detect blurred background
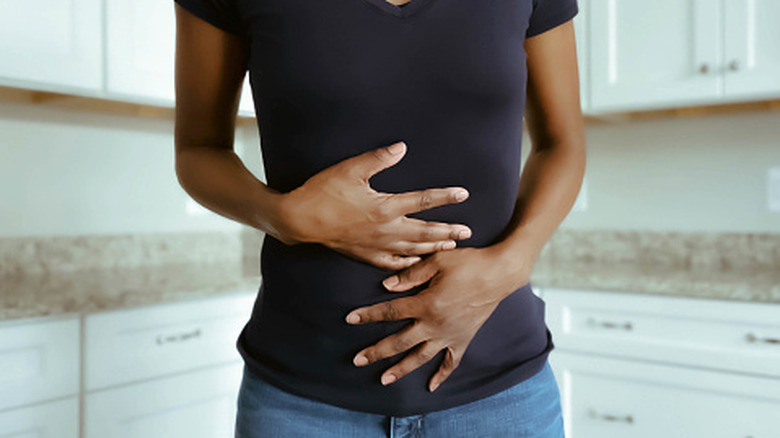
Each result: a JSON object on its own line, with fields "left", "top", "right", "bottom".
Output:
{"left": 0, "top": 0, "right": 778, "bottom": 437}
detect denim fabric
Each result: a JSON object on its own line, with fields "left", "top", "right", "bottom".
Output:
{"left": 234, "top": 361, "right": 565, "bottom": 438}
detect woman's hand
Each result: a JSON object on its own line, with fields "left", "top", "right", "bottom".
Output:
{"left": 276, "top": 141, "right": 473, "bottom": 270}
{"left": 344, "top": 245, "right": 533, "bottom": 391}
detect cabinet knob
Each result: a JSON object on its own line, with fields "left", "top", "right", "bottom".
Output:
{"left": 698, "top": 63, "right": 710, "bottom": 74}
{"left": 587, "top": 409, "right": 634, "bottom": 424}
{"left": 745, "top": 333, "right": 780, "bottom": 344}
{"left": 728, "top": 60, "right": 740, "bottom": 71}
{"left": 586, "top": 318, "right": 633, "bottom": 331}
{"left": 155, "top": 328, "right": 202, "bottom": 346}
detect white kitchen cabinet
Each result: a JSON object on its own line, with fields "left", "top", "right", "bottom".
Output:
{"left": 0, "top": 0, "right": 102, "bottom": 94}
{"left": 106, "top": 0, "right": 177, "bottom": 106}
{"left": 572, "top": 0, "right": 589, "bottom": 112}
{"left": 85, "top": 362, "right": 243, "bottom": 438}
{"left": 723, "top": 0, "right": 780, "bottom": 100}
{"left": 588, "top": 0, "right": 721, "bottom": 112}
{"left": 0, "top": 316, "right": 80, "bottom": 412}
{"left": 84, "top": 290, "right": 255, "bottom": 391}
{"left": 545, "top": 288, "right": 780, "bottom": 438}
{"left": 108, "top": 0, "right": 256, "bottom": 117}
{"left": 550, "top": 351, "right": 780, "bottom": 438}
{"left": 0, "top": 398, "right": 79, "bottom": 438}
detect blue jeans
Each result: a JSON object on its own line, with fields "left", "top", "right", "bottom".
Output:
{"left": 234, "top": 361, "right": 565, "bottom": 438}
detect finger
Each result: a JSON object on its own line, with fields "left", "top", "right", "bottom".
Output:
{"left": 371, "top": 253, "right": 421, "bottom": 271}
{"left": 385, "top": 240, "right": 458, "bottom": 257}
{"left": 428, "top": 347, "right": 463, "bottom": 392}
{"left": 339, "top": 141, "right": 407, "bottom": 181}
{"left": 381, "top": 341, "right": 444, "bottom": 386}
{"left": 386, "top": 187, "right": 469, "bottom": 216}
{"left": 382, "top": 258, "right": 439, "bottom": 292}
{"left": 352, "top": 323, "right": 425, "bottom": 367}
{"left": 401, "top": 218, "right": 472, "bottom": 242}
{"left": 345, "top": 296, "right": 417, "bottom": 325}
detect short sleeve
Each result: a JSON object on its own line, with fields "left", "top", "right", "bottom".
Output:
{"left": 525, "top": 0, "right": 579, "bottom": 39}
{"left": 174, "top": 0, "right": 246, "bottom": 37}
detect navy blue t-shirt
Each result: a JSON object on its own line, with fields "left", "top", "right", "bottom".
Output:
{"left": 174, "top": 0, "right": 578, "bottom": 416}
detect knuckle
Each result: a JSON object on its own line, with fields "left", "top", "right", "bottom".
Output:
{"left": 383, "top": 304, "right": 400, "bottom": 321}
{"left": 418, "top": 191, "right": 434, "bottom": 210}
{"left": 419, "top": 225, "right": 434, "bottom": 241}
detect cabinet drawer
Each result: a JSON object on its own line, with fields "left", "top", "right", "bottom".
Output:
{"left": 0, "top": 397, "right": 79, "bottom": 438}
{"left": 85, "top": 362, "right": 243, "bottom": 438}
{"left": 545, "top": 288, "right": 780, "bottom": 378}
{"left": 550, "top": 351, "right": 780, "bottom": 438}
{"left": 85, "top": 291, "right": 256, "bottom": 390}
{"left": 0, "top": 316, "right": 80, "bottom": 411}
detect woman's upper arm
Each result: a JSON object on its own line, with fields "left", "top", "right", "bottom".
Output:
{"left": 524, "top": 17, "right": 585, "bottom": 151}
{"left": 174, "top": 2, "right": 249, "bottom": 153}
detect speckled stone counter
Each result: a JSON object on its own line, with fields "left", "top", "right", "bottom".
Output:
{"left": 529, "top": 261, "right": 780, "bottom": 304}
{"left": 0, "top": 261, "right": 262, "bottom": 321}
{"left": 2, "top": 229, "right": 779, "bottom": 322}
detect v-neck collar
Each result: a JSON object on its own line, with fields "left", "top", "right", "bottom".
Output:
{"left": 359, "top": 0, "right": 433, "bottom": 19}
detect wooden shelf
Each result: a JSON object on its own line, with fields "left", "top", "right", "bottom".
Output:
{"left": 0, "top": 85, "right": 257, "bottom": 127}
{"left": 2, "top": 85, "right": 778, "bottom": 128}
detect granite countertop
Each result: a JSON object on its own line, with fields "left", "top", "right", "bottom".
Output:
{"left": 529, "top": 261, "right": 780, "bottom": 304}
{"left": 2, "top": 258, "right": 779, "bottom": 322}
{"left": 0, "top": 261, "right": 262, "bottom": 321}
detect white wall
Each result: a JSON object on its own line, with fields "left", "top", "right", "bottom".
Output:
{"left": 524, "top": 110, "right": 780, "bottom": 233}
{"left": 0, "top": 101, "right": 249, "bottom": 238}
{"left": 1, "top": 100, "right": 778, "bottom": 238}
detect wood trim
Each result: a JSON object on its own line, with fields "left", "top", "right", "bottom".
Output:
{"left": 2, "top": 85, "right": 779, "bottom": 127}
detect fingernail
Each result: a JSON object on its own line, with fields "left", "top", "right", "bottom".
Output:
{"left": 458, "top": 228, "right": 471, "bottom": 239}
{"left": 353, "top": 354, "right": 369, "bottom": 366}
{"left": 429, "top": 380, "right": 439, "bottom": 392}
{"left": 381, "top": 374, "right": 397, "bottom": 385}
{"left": 442, "top": 241, "right": 456, "bottom": 250}
{"left": 383, "top": 276, "right": 400, "bottom": 289}
{"left": 388, "top": 142, "right": 405, "bottom": 154}
{"left": 346, "top": 313, "right": 361, "bottom": 324}
{"left": 454, "top": 189, "right": 468, "bottom": 201}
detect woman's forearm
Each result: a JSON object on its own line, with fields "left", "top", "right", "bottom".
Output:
{"left": 174, "top": 146, "right": 290, "bottom": 241}
{"left": 490, "top": 140, "right": 586, "bottom": 275}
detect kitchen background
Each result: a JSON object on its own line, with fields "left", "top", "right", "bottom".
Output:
{"left": 1, "top": 0, "right": 779, "bottom": 437}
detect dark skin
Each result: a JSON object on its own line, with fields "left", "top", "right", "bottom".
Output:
{"left": 174, "top": 5, "right": 585, "bottom": 393}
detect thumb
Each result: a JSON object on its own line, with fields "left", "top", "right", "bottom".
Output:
{"left": 382, "top": 256, "right": 439, "bottom": 292}
{"left": 344, "top": 141, "right": 407, "bottom": 181}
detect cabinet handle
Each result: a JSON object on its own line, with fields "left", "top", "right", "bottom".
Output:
{"left": 155, "top": 328, "right": 202, "bottom": 346}
{"left": 698, "top": 63, "right": 710, "bottom": 74}
{"left": 728, "top": 60, "right": 740, "bottom": 71}
{"left": 587, "top": 409, "right": 634, "bottom": 424}
{"left": 745, "top": 333, "right": 780, "bottom": 345}
{"left": 586, "top": 318, "right": 633, "bottom": 331}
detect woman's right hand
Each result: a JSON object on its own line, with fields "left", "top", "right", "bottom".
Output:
{"left": 275, "top": 141, "right": 472, "bottom": 270}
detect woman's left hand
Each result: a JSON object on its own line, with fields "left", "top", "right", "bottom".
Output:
{"left": 345, "top": 245, "right": 533, "bottom": 392}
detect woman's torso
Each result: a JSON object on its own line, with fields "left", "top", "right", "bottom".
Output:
{"left": 235, "top": 0, "right": 557, "bottom": 416}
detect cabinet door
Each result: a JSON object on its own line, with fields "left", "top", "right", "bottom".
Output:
{"left": 238, "top": 76, "right": 256, "bottom": 117}
{"left": 0, "top": 316, "right": 80, "bottom": 411}
{"left": 0, "top": 398, "right": 79, "bottom": 438}
{"left": 106, "top": 0, "right": 176, "bottom": 105}
{"left": 0, "top": 0, "right": 102, "bottom": 93}
{"left": 573, "top": 0, "right": 589, "bottom": 112}
{"left": 85, "top": 363, "right": 243, "bottom": 438}
{"left": 723, "top": 0, "right": 780, "bottom": 100}
{"left": 550, "top": 351, "right": 780, "bottom": 438}
{"left": 588, "top": 0, "right": 721, "bottom": 112}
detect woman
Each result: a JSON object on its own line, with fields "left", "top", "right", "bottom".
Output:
{"left": 173, "top": 0, "right": 585, "bottom": 436}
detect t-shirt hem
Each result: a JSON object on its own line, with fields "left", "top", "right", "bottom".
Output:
{"left": 236, "top": 329, "right": 555, "bottom": 417}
